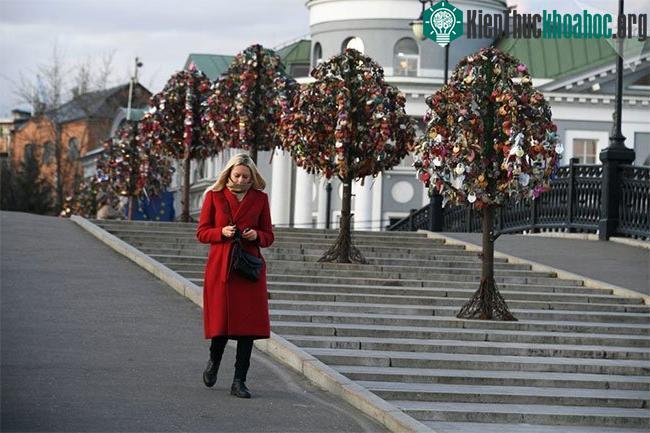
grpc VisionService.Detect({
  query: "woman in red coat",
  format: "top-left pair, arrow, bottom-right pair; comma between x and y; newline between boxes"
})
196,153 -> 274,398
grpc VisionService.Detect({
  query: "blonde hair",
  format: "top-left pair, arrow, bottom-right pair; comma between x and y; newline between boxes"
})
209,153 -> 266,192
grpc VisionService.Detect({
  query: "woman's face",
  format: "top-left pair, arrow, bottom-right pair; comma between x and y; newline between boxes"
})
230,164 -> 252,185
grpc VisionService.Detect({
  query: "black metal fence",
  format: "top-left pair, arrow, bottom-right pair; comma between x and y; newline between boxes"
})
387,160 -> 650,239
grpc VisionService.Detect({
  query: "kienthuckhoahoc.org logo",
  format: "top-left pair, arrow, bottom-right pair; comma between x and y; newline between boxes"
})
465,9 -> 648,41
424,1 -> 464,47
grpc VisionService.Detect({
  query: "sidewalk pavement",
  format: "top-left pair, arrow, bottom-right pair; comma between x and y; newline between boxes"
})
442,233 -> 649,295
0,211 -> 387,432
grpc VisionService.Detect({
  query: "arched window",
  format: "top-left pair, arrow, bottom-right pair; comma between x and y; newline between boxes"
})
42,142 -> 53,165
342,37 -> 365,54
393,38 -> 419,77
313,42 -> 322,68
68,137 -> 80,160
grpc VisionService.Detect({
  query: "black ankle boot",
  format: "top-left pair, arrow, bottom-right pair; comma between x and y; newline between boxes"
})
230,379 -> 251,398
202,359 -> 219,388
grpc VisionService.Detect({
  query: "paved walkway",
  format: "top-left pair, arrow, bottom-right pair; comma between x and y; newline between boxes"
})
0,211 -> 387,432
442,233 -> 649,295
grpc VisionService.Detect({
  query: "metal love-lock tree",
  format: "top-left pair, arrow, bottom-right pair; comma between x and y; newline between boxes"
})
95,121 -> 174,220
415,47 -> 562,321
204,44 -> 297,164
140,66 -> 216,222
281,49 -> 416,263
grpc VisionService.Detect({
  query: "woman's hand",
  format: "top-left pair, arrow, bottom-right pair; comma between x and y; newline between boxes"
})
221,225 -> 237,238
242,228 -> 258,241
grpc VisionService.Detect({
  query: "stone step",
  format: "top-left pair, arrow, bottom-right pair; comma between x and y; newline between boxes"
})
189,274 -> 601,297
283,335 -> 650,360
423,421 -> 648,433
178,266 -> 559,281
267,295 -> 649,317
162,247 -> 512,270
391,400 -> 650,428
164,259 -> 532,274
304,347 -> 650,376
108,230 -> 440,243
358,381 -> 649,408
110,233 -> 446,248
261,273 -> 584,288
95,221 -> 428,238
265,264 -> 551,279
266,247 -> 504,260
273,308 -> 649,336
158,260 -> 605,296
155,251 -> 511,265
167,256 -> 529,272
269,296 -> 650,325
188,270 -> 586,292
263,281 -> 641,305
335,366 -> 650,392
131,243 -> 478,260
268,258 -> 533,272
270,321 -> 650,347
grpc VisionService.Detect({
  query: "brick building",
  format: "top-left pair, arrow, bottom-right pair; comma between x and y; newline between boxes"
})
9,83 -> 151,207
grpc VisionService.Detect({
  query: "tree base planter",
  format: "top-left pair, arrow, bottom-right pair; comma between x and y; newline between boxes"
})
318,206 -> 367,264
318,236 -> 367,264
456,278 -> 517,321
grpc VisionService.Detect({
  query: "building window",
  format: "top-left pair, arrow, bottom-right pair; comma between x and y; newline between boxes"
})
573,138 -> 598,164
290,64 -> 310,78
194,159 -> 206,181
342,37 -> 364,54
23,143 -> 34,163
68,137 -> 80,160
393,38 -> 419,77
42,142 -> 53,165
634,132 -> 650,166
313,42 -> 322,68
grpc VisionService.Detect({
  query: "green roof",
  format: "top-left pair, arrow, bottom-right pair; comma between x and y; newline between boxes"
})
276,39 -> 311,66
497,36 -> 618,80
184,39 -> 310,80
185,54 -> 235,81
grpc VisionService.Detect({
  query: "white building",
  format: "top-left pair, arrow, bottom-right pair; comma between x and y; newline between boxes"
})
177,0 -> 650,229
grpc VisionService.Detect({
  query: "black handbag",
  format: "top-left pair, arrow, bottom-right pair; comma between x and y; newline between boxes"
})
222,193 -> 263,282
229,230 -> 263,281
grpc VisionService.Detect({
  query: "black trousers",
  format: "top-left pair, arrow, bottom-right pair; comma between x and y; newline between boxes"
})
210,336 -> 254,382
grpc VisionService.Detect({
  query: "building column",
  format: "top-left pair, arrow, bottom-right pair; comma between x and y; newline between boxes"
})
353,177 -> 373,231
316,177 -> 328,229
293,168 -> 313,229
270,148 -> 292,227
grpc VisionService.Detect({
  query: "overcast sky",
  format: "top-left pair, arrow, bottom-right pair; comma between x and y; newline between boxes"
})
1,0 -> 647,118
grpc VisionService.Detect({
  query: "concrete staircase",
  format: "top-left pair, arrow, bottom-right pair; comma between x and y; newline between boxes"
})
93,220 -> 650,433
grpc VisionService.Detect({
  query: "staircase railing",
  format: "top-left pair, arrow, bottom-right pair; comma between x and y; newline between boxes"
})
387,159 -> 650,239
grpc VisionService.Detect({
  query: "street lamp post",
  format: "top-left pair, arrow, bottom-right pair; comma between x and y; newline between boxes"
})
126,57 -> 143,122
125,57 -> 143,221
325,181 -> 333,229
598,0 -> 635,240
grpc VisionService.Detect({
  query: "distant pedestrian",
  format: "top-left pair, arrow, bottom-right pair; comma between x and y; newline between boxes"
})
196,153 -> 274,398
96,192 -> 122,220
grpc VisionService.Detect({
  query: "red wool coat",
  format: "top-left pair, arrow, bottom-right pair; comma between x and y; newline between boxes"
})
196,188 -> 274,340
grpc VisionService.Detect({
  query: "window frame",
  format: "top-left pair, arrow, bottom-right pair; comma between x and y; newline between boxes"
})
393,37 -> 419,77
67,137 -> 80,161
563,130 -> 609,165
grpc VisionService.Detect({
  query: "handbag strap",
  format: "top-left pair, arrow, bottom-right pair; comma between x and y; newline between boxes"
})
220,190 -> 260,252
